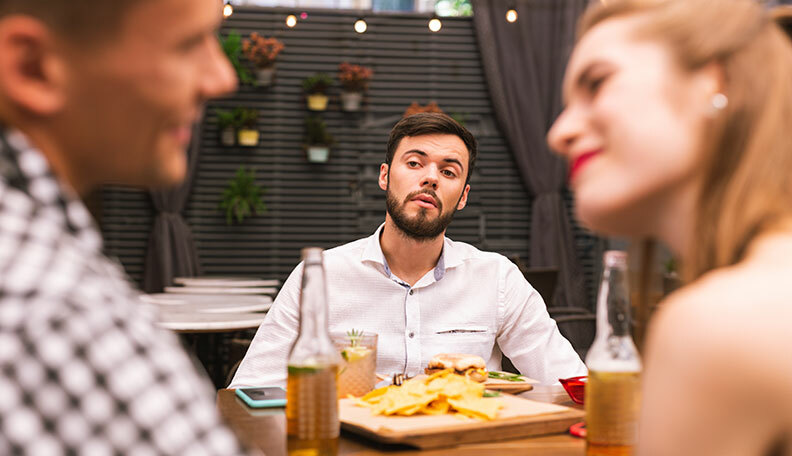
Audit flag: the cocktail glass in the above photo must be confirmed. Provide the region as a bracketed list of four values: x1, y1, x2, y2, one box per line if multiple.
[331, 331, 377, 398]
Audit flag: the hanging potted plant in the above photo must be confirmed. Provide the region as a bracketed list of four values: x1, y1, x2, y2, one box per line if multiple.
[338, 62, 372, 112]
[242, 32, 284, 87]
[219, 31, 254, 85]
[304, 115, 335, 163]
[236, 108, 259, 147]
[403, 101, 444, 117]
[216, 109, 237, 146]
[219, 166, 267, 225]
[302, 73, 333, 111]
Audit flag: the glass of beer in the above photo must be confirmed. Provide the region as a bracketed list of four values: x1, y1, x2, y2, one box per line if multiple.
[331, 331, 377, 398]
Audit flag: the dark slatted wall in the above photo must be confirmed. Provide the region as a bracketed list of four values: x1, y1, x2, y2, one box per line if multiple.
[100, 7, 600, 310]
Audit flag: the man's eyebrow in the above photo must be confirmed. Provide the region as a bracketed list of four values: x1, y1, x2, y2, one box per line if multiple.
[443, 158, 463, 169]
[403, 149, 428, 158]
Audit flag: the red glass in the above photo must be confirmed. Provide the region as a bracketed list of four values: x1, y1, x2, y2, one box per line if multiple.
[559, 375, 587, 404]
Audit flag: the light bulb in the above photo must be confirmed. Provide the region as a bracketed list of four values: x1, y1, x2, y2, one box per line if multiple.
[223, 2, 233, 18]
[286, 14, 297, 27]
[428, 17, 442, 32]
[506, 9, 517, 23]
[354, 18, 367, 34]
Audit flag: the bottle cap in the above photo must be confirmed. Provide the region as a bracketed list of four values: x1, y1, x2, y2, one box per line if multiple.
[603, 250, 627, 268]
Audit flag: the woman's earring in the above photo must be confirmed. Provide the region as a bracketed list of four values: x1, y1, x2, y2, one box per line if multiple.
[711, 93, 728, 110]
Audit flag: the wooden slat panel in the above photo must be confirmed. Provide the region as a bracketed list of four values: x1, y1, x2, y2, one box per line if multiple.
[100, 7, 599, 310]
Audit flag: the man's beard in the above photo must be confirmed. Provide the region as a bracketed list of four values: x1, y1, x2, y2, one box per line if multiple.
[385, 188, 458, 241]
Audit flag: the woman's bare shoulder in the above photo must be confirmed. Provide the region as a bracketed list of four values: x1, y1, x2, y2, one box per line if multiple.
[647, 257, 792, 408]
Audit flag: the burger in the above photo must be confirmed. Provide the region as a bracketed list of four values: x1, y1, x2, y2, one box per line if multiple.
[425, 353, 488, 383]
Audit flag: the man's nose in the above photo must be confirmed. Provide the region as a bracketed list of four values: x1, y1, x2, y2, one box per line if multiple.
[201, 37, 238, 99]
[421, 165, 439, 189]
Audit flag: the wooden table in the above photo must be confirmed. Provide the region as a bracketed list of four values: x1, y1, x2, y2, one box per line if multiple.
[217, 386, 585, 455]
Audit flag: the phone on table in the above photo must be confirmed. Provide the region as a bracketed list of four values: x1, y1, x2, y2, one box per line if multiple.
[235, 387, 287, 408]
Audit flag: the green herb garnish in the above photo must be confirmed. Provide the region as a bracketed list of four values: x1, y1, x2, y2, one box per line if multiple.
[346, 328, 364, 347]
[483, 390, 501, 397]
[488, 371, 526, 382]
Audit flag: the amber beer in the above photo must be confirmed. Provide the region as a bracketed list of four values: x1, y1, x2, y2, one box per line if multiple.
[585, 370, 641, 455]
[286, 365, 339, 455]
[286, 248, 341, 456]
[585, 251, 642, 456]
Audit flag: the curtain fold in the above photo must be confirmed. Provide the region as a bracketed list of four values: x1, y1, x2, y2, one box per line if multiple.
[472, 0, 589, 308]
[143, 123, 202, 293]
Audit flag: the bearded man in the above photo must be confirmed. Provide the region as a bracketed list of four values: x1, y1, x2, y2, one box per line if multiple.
[231, 113, 585, 387]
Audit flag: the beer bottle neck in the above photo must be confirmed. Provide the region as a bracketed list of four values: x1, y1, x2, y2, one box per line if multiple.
[298, 261, 330, 340]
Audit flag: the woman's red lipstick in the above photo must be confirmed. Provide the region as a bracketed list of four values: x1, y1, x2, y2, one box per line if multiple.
[568, 150, 601, 182]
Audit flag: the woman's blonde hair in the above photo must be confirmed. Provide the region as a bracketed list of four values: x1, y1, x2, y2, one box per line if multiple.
[580, 0, 792, 282]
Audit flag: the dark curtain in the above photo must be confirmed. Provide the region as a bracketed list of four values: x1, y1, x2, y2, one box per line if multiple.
[142, 123, 202, 292]
[472, 0, 589, 308]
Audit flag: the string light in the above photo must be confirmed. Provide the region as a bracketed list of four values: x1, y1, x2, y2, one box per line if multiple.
[506, 8, 518, 23]
[286, 14, 297, 27]
[354, 18, 367, 34]
[223, 1, 233, 18]
[300, 12, 308, 19]
[428, 16, 442, 32]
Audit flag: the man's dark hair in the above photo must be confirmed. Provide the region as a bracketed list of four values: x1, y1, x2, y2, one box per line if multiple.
[0, 0, 145, 43]
[386, 113, 478, 183]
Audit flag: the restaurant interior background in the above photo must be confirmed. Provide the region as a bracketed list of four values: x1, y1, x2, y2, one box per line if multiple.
[98, 0, 792, 386]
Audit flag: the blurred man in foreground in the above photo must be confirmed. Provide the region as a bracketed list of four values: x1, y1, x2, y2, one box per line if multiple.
[0, 0, 244, 453]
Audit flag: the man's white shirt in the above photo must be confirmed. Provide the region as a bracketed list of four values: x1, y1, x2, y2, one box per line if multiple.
[230, 224, 587, 388]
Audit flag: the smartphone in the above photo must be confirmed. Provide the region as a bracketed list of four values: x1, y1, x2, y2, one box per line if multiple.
[235, 387, 287, 408]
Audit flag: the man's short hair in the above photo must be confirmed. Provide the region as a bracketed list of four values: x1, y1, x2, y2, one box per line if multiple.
[0, 0, 145, 43]
[386, 113, 478, 183]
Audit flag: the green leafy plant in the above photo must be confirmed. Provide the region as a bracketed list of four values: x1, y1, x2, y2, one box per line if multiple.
[235, 108, 258, 129]
[302, 73, 333, 94]
[450, 111, 468, 127]
[304, 115, 335, 146]
[219, 166, 267, 225]
[219, 31, 254, 85]
[216, 109, 236, 129]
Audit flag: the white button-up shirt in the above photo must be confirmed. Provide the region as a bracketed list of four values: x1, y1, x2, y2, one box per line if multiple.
[230, 224, 586, 387]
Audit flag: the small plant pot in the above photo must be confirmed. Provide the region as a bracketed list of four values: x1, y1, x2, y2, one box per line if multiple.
[306, 145, 330, 163]
[255, 66, 276, 86]
[219, 126, 236, 146]
[237, 129, 260, 147]
[307, 94, 329, 111]
[341, 91, 364, 112]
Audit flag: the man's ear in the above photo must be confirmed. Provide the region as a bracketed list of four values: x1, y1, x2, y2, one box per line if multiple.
[0, 16, 67, 116]
[378, 163, 389, 191]
[456, 184, 470, 210]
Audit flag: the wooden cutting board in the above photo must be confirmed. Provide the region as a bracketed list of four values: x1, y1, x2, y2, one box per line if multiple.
[339, 394, 584, 449]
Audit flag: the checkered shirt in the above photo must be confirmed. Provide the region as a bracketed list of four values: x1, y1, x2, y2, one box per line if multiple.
[0, 128, 246, 455]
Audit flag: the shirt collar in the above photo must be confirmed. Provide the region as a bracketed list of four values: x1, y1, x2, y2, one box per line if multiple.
[0, 127, 103, 253]
[360, 222, 466, 282]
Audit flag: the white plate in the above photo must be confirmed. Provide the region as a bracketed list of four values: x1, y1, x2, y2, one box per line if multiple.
[164, 286, 278, 295]
[151, 301, 271, 314]
[156, 311, 267, 332]
[174, 276, 281, 288]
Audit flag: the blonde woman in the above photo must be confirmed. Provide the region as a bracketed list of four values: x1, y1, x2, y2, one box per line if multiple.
[548, 0, 792, 454]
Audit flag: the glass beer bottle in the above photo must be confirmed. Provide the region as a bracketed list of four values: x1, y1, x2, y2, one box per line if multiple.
[585, 251, 642, 456]
[286, 247, 341, 456]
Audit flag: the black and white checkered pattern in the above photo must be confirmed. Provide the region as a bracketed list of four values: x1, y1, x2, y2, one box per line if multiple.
[0, 128, 246, 455]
